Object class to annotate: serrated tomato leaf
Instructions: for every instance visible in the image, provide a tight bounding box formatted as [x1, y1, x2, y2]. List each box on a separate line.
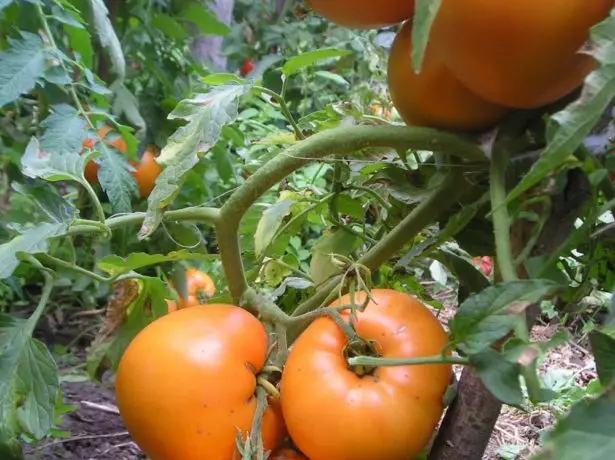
[40, 104, 89, 155]
[138, 84, 246, 239]
[589, 330, 615, 386]
[451, 280, 560, 353]
[411, 0, 441, 73]
[471, 348, 524, 406]
[310, 228, 360, 286]
[282, 48, 352, 77]
[0, 296, 59, 457]
[532, 386, 615, 460]
[0, 222, 72, 279]
[506, 9, 615, 204]
[97, 251, 213, 277]
[90, 0, 125, 81]
[255, 199, 295, 258]
[11, 182, 75, 224]
[97, 143, 138, 214]
[0, 31, 48, 108]
[21, 136, 91, 183]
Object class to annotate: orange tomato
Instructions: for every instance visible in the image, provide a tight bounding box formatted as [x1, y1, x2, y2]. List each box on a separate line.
[82, 125, 127, 185]
[388, 20, 509, 132]
[429, 0, 614, 108]
[174, 268, 216, 309]
[306, 0, 414, 29]
[130, 146, 162, 198]
[115, 305, 286, 460]
[280, 289, 452, 460]
[270, 447, 307, 460]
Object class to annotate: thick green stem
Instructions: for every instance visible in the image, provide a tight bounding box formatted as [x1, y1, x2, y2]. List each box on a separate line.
[490, 148, 518, 283]
[218, 125, 480, 304]
[348, 354, 470, 368]
[106, 206, 221, 230]
[22, 255, 55, 333]
[291, 167, 470, 319]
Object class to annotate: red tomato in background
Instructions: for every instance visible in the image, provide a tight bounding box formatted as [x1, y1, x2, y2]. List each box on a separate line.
[473, 256, 494, 277]
[241, 58, 255, 76]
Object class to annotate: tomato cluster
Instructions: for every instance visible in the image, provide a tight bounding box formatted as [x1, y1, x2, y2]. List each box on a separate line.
[307, 0, 613, 132]
[166, 268, 217, 313]
[116, 289, 451, 459]
[81, 125, 162, 198]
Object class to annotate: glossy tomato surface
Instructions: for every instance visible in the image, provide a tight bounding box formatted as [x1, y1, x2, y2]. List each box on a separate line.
[280, 289, 452, 460]
[307, 0, 414, 29]
[115, 305, 286, 460]
[429, 0, 614, 108]
[388, 21, 508, 132]
[130, 146, 162, 198]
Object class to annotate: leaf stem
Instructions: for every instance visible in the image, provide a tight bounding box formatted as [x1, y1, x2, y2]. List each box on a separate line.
[254, 86, 304, 140]
[36, 254, 110, 283]
[347, 354, 470, 368]
[82, 180, 106, 223]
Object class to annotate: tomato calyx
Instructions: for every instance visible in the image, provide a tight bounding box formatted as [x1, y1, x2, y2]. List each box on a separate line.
[344, 336, 382, 376]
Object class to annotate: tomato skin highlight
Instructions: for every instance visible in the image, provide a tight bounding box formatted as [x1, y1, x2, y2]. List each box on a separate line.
[306, 0, 415, 29]
[280, 289, 452, 460]
[388, 21, 508, 132]
[429, 0, 614, 108]
[115, 305, 286, 460]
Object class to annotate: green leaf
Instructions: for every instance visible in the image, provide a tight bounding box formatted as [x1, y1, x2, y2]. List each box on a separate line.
[532, 386, 615, 460]
[411, 0, 442, 72]
[432, 244, 490, 299]
[40, 104, 89, 155]
[21, 136, 90, 183]
[0, 304, 60, 457]
[451, 280, 560, 353]
[337, 194, 365, 220]
[0, 31, 47, 108]
[310, 228, 359, 286]
[282, 48, 352, 77]
[11, 182, 75, 224]
[96, 142, 138, 214]
[179, 2, 230, 37]
[89, 0, 125, 81]
[471, 348, 524, 406]
[506, 9, 615, 204]
[590, 331, 615, 386]
[152, 13, 188, 39]
[0, 0, 14, 13]
[0, 222, 71, 279]
[97, 251, 213, 277]
[314, 70, 349, 87]
[138, 84, 246, 239]
[110, 81, 146, 134]
[255, 199, 295, 258]
[50, 5, 83, 28]
[202, 73, 245, 86]
[65, 25, 93, 69]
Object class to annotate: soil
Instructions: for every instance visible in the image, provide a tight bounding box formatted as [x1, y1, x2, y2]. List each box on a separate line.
[24, 377, 145, 460]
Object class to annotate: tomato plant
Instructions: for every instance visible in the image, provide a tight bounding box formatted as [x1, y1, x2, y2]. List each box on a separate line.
[1, 1, 615, 460]
[115, 304, 286, 459]
[280, 289, 452, 460]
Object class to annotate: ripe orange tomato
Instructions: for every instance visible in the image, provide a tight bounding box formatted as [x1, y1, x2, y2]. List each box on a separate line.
[173, 268, 216, 309]
[82, 125, 127, 185]
[115, 305, 286, 460]
[306, 0, 414, 29]
[280, 289, 452, 460]
[270, 447, 307, 460]
[388, 20, 509, 132]
[429, 0, 614, 108]
[130, 146, 162, 198]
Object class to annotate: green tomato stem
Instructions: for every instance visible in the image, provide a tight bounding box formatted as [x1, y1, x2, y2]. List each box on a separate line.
[347, 354, 470, 368]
